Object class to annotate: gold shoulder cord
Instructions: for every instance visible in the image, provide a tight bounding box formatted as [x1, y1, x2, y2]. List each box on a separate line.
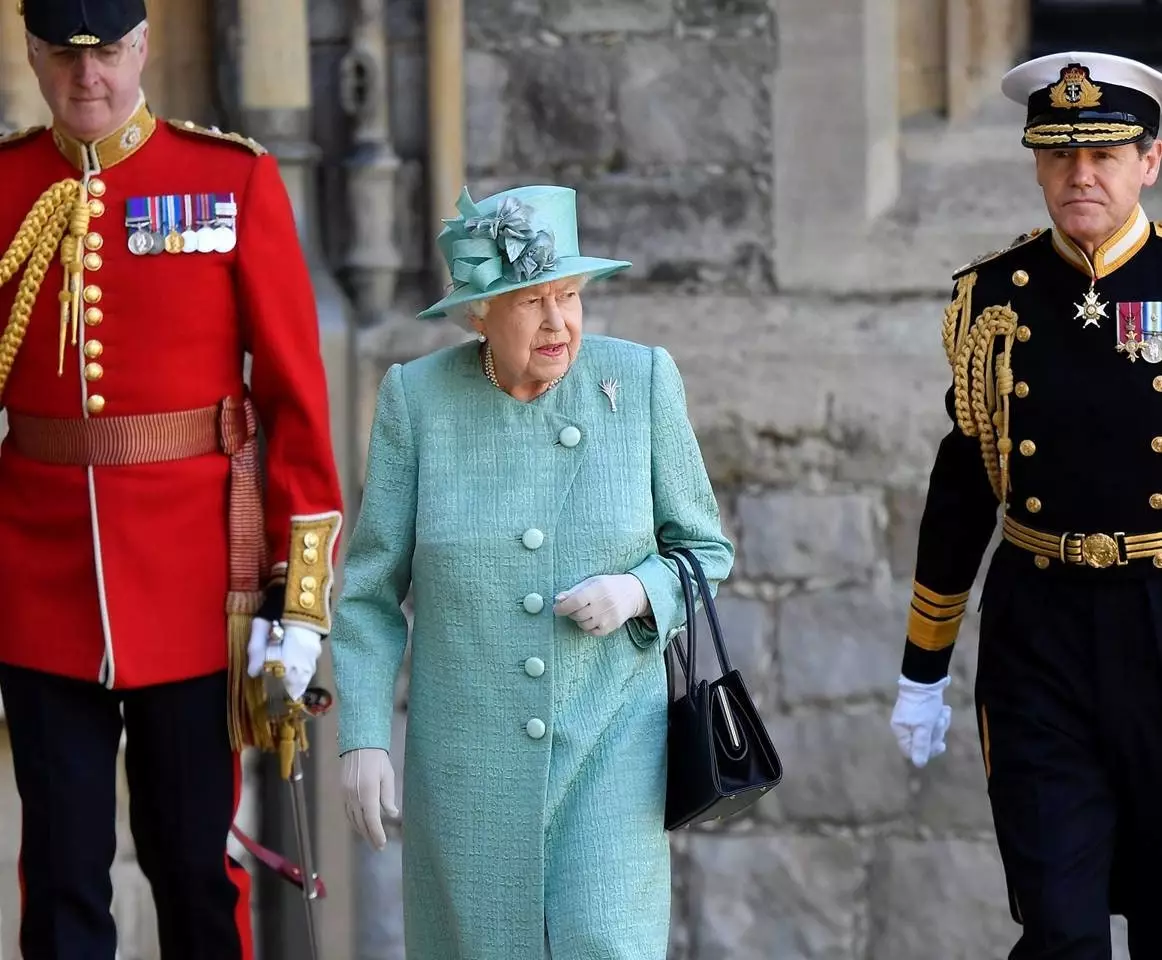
[0, 177, 90, 399]
[945, 271, 1018, 505]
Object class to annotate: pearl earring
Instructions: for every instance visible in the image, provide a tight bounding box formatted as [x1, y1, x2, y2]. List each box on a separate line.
[477, 332, 486, 343]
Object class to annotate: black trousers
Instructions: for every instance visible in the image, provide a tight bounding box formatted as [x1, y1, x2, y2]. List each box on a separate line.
[977, 545, 1162, 960]
[0, 664, 251, 960]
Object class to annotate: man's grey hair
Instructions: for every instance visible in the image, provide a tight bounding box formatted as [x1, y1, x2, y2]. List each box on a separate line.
[27, 18, 148, 55]
[1138, 135, 1157, 157]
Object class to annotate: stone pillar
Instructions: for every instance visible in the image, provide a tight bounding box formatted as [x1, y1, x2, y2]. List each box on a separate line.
[773, 0, 900, 291]
[0, 2, 51, 131]
[341, 0, 402, 318]
[236, 2, 357, 959]
[426, 0, 465, 288]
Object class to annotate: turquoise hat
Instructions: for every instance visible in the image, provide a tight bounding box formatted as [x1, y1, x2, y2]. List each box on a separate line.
[416, 184, 631, 320]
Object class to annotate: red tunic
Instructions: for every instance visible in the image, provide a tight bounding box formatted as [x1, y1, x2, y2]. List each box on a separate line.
[0, 102, 343, 689]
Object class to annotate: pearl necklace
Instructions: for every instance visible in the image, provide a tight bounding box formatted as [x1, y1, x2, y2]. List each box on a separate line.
[483, 342, 565, 395]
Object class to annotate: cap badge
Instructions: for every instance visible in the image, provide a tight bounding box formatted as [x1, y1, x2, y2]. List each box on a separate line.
[1050, 64, 1103, 110]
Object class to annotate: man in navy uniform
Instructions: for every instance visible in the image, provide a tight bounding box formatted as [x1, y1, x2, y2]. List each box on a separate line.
[889, 51, 1162, 958]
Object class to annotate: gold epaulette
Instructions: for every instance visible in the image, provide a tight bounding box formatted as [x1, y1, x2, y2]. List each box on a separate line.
[952, 227, 1044, 279]
[167, 119, 267, 155]
[0, 125, 45, 150]
[907, 582, 971, 652]
[1154, 220, 1162, 238]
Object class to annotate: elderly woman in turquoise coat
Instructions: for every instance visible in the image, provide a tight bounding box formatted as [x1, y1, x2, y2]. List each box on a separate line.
[329, 183, 734, 959]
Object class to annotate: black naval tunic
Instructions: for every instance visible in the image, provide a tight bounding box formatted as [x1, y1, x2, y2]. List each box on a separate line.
[904, 207, 1162, 957]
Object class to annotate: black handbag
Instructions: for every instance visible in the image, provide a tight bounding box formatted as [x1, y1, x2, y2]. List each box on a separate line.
[661, 547, 783, 830]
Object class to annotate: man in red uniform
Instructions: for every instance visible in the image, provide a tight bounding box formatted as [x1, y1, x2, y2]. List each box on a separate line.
[0, 2, 344, 957]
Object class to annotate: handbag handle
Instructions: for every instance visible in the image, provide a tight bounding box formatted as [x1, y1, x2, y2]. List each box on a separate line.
[668, 547, 734, 677]
[669, 549, 699, 701]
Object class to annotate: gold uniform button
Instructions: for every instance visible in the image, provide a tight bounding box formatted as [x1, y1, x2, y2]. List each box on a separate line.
[83, 362, 103, 381]
[86, 394, 105, 415]
[1155, 376, 1162, 393]
[1034, 556, 1050, 570]
[1012, 270, 1029, 286]
[1016, 326, 1031, 342]
[1151, 494, 1162, 510]
[302, 547, 319, 564]
[88, 198, 105, 217]
[1019, 440, 1036, 456]
[1015, 381, 1029, 399]
[84, 307, 103, 327]
[300, 576, 318, 592]
[83, 252, 102, 271]
[83, 340, 103, 359]
[1026, 497, 1042, 513]
[299, 591, 316, 609]
[1152, 437, 1162, 454]
[303, 532, 320, 549]
[83, 285, 102, 304]
[87, 177, 106, 197]
[84, 232, 103, 251]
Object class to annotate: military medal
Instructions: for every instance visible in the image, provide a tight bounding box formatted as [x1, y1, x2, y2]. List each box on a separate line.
[160, 195, 184, 253]
[181, 195, 199, 254]
[212, 194, 238, 253]
[125, 196, 154, 255]
[1117, 304, 1143, 362]
[1118, 301, 1162, 363]
[1075, 284, 1108, 328]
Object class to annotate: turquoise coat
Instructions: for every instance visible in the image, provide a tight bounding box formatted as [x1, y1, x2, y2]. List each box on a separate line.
[330, 334, 734, 959]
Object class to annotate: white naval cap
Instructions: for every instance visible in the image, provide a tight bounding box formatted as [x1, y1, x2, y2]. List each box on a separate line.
[1001, 51, 1162, 149]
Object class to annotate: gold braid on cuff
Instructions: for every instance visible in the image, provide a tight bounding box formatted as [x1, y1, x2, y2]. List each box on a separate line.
[907, 581, 970, 652]
[283, 511, 343, 633]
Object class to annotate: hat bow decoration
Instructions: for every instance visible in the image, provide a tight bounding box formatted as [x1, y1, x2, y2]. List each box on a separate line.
[445, 188, 559, 293]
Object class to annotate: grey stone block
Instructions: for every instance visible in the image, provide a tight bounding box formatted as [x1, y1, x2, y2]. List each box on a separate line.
[678, 0, 772, 31]
[885, 487, 926, 579]
[466, 50, 511, 173]
[683, 593, 778, 718]
[506, 46, 621, 169]
[577, 171, 773, 288]
[913, 720, 995, 832]
[545, 0, 673, 34]
[308, 0, 347, 42]
[387, 0, 424, 41]
[737, 493, 880, 582]
[465, 0, 543, 44]
[868, 838, 1015, 960]
[687, 833, 866, 960]
[617, 40, 772, 166]
[768, 708, 911, 823]
[389, 46, 427, 160]
[777, 583, 908, 704]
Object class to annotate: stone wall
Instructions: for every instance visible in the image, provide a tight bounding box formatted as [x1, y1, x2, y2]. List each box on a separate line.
[344, 1, 1148, 958]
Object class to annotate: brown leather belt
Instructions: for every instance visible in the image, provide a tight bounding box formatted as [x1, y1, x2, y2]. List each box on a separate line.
[7, 396, 271, 748]
[1003, 515, 1162, 569]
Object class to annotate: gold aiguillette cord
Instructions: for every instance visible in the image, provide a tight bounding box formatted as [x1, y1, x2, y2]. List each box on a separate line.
[58, 182, 90, 376]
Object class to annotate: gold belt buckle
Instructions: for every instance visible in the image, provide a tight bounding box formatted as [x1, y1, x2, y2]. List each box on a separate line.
[1079, 532, 1120, 569]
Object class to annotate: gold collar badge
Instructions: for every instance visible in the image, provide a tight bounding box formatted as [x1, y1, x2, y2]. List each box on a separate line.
[1049, 65, 1103, 109]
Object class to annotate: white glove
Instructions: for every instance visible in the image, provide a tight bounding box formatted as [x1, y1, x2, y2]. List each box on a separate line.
[890, 674, 953, 768]
[342, 747, 399, 850]
[246, 618, 323, 702]
[553, 574, 650, 637]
